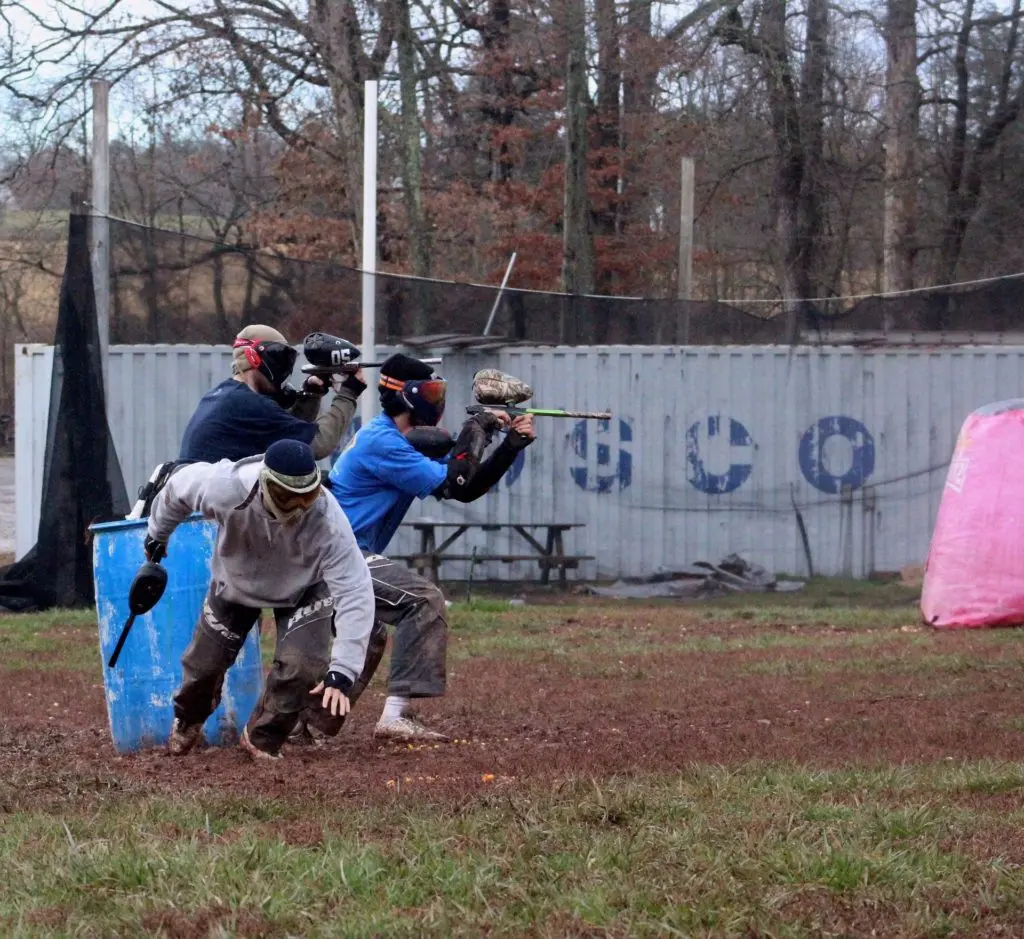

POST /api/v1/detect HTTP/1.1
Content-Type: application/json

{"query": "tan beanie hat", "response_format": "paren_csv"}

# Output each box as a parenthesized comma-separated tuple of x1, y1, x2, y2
(232, 324, 289, 374)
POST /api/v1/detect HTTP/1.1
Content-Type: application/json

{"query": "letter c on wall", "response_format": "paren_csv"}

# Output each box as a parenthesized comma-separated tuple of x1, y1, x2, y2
(685, 416, 754, 494)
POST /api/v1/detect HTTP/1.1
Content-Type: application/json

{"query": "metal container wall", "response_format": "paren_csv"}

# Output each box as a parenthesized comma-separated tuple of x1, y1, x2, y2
(19, 342, 1024, 579)
(91, 514, 264, 754)
(387, 345, 1024, 581)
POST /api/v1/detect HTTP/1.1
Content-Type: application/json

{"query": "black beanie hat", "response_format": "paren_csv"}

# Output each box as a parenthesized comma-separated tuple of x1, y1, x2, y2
(379, 353, 435, 417)
(380, 353, 435, 382)
(263, 440, 320, 492)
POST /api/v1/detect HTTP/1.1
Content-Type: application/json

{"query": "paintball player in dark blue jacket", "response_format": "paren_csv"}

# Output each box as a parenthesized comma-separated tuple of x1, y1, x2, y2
(128, 324, 365, 520)
(178, 324, 365, 464)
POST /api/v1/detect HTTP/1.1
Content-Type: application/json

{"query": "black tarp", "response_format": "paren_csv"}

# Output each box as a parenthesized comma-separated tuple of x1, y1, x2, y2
(0, 212, 129, 611)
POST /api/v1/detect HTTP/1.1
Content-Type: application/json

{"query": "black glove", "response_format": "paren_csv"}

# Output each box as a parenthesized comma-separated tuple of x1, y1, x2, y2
(301, 376, 330, 398)
(339, 373, 367, 396)
(324, 669, 354, 695)
(506, 428, 536, 451)
(407, 426, 456, 459)
(143, 535, 166, 564)
(473, 410, 504, 434)
(271, 383, 300, 409)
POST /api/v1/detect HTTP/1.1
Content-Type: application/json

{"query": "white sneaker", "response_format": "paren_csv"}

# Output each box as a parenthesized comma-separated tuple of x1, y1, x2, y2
(373, 716, 450, 742)
(168, 718, 202, 756)
(240, 727, 283, 761)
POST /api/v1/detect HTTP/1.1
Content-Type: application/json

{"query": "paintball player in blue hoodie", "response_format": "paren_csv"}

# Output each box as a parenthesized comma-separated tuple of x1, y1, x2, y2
(302, 353, 536, 743)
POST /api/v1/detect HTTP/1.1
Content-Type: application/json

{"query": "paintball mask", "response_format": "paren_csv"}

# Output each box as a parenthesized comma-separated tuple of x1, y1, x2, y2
(233, 337, 298, 391)
(260, 440, 322, 524)
(379, 373, 447, 426)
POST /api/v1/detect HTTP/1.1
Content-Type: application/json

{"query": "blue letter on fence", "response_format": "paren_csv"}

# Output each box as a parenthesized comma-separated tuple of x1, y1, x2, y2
(798, 416, 875, 494)
(505, 450, 525, 487)
(686, 416, 754, 494)
(571, 419, 633, 493)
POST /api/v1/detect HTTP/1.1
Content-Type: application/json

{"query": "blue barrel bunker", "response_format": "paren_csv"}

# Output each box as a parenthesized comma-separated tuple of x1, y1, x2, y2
(91, 515, 264, 754)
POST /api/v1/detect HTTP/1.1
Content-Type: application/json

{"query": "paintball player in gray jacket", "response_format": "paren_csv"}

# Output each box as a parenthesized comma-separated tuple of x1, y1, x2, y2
(145, 439, 375, 761)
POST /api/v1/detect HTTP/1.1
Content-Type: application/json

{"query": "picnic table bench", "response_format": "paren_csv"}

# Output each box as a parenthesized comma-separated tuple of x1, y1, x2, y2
(392, 522, 593, 586)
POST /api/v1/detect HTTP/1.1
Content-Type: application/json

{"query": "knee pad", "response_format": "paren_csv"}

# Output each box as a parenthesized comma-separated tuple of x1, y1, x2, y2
(275, 653, 325, 689)
(423, 583, 448, 621)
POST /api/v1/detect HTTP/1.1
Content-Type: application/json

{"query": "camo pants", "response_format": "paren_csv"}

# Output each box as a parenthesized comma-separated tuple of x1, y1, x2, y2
(299, 553, 448, 736)
(173, 581, 335, 754)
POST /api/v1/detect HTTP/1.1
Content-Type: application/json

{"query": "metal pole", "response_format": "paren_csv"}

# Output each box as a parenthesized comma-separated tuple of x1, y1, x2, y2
(483, 252, 517, 336)
(677, 156, 695, 343)
(360, 80, 379, 429)
(90, 79, 110, 395)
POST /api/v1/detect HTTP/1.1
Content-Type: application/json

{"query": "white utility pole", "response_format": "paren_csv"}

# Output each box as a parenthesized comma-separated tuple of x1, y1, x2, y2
(360, 80, 379, 429)
(483, 252, 517, 336)
(678, 156, 695, 344)
(91, 79, 111, 393)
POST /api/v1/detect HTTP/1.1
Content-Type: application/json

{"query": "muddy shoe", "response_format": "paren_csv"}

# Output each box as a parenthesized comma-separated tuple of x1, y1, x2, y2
(286, 720, 329, 748)
(373, 716, 450, 742)
(168, 718, 202, 756)
(240, 727, 283, 762)
(287, 721, 315, 747)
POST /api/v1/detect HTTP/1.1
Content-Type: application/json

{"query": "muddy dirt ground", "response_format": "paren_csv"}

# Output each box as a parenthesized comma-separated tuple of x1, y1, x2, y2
(4, 611, 1024, 810)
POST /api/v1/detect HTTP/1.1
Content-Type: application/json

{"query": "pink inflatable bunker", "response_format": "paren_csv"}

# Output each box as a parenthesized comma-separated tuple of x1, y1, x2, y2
(921, 399, 1024, 629)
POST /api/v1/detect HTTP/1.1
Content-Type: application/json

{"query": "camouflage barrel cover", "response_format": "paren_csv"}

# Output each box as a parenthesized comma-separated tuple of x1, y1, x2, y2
(472, 369, 534, 405)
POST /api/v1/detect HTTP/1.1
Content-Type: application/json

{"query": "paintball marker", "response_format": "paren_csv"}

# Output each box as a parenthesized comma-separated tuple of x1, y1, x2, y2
(300, 333, 441, 377)
(107, 560, 168, 668)
(468, 369, 611, 421)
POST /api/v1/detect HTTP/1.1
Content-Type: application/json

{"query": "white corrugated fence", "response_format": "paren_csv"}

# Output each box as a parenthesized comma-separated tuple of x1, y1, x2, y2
(17, 343, 1016, 580)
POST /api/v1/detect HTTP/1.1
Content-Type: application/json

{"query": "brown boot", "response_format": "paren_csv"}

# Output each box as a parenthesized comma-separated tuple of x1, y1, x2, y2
(168, 718, 202, 756)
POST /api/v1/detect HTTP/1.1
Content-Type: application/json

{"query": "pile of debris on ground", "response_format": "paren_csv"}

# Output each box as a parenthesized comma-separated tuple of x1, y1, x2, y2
(576, 554, 805, 600)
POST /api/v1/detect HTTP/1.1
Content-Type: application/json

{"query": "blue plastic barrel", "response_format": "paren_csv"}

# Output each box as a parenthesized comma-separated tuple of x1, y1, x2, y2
(90, 515, 265, 754)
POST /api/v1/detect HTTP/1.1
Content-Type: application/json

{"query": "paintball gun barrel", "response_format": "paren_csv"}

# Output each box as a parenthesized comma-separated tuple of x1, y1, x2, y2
(300, 332, 440, 376)
(469, 369, 611, 421)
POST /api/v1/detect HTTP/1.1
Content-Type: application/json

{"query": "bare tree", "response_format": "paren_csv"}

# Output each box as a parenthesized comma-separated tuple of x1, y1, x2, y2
(397, 0, 430, 283)
(934, 0, 1023, 287)
(718, 0, 829, 340)
(2, 0, 398, 257)
(883, 0, 919, 294)
(561, 0, 594, 298)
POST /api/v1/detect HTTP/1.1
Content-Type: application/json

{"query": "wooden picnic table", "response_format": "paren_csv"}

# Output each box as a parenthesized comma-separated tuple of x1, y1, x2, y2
(393, 521, 592, 586)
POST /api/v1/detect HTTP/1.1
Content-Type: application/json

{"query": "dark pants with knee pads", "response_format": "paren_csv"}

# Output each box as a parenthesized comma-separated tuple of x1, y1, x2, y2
(300, 553, 447, 736)
(362, 553, 448, 698)
(173, 581, 334, 754)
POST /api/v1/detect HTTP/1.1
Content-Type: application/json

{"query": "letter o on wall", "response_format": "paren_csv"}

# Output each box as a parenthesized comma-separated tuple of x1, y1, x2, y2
(799, 416, 875, 494)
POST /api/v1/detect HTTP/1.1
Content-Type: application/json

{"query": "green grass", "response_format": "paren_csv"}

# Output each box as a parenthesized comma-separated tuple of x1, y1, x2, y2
(6, 581, 1024, 935)
(0, 608, 101, 671)
(689, 577, 921, 629)
(0, 209, 69, 237)
(0, 209, 219, 238)
(3, 764, 1024, 936)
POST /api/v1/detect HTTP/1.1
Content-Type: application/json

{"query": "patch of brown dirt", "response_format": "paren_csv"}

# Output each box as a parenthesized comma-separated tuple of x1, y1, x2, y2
(0, 669, 107, 730)
(140, 906, 282, 938)
(22, 907, 70, 929)
(769, 888, 1024, 939)
(4, 619, 1024, 809)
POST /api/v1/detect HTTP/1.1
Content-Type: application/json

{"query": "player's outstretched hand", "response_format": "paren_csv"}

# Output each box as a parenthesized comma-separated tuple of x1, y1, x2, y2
(310, 680, 351, 717)
(510, 414, 536, 440)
